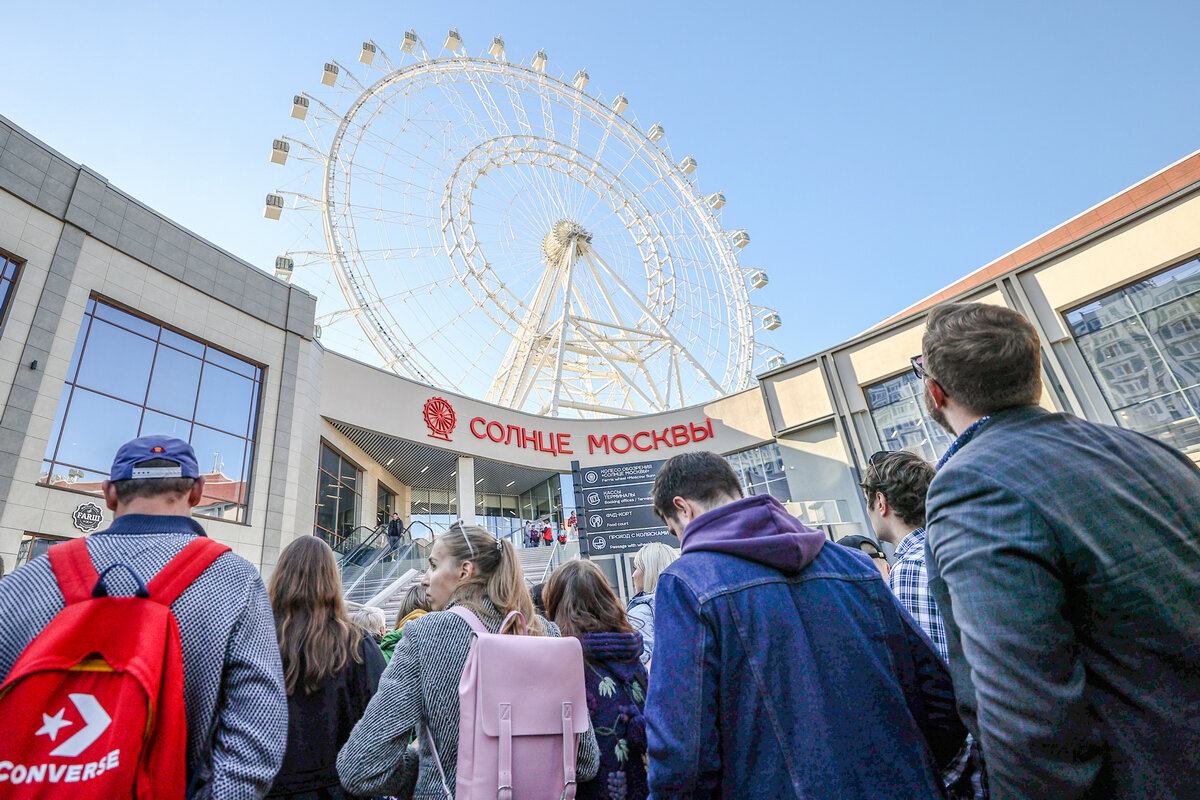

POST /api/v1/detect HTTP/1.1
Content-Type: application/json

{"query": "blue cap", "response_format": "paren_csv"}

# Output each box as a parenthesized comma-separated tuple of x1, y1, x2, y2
(110, 435, 201, 481)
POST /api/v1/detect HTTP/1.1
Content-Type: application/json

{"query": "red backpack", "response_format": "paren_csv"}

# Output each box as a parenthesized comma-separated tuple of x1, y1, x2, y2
(0, 536, 229, 798)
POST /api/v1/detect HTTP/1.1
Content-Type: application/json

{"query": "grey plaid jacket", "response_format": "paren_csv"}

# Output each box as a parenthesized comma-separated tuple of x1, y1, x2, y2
(0, 514, 288, 799)
(926, 406, 1200, 800)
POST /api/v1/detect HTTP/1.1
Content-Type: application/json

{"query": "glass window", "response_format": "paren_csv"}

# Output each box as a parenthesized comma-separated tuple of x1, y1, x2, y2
(1067, 256, 1200, 453)
(315, 441, 361, 545)
(40, 298, 264, 523)
(726, 444, 792, 503)
(377, 482, 396, 526)
(0, 254, 22, 332)
(864, 371, 955, 461)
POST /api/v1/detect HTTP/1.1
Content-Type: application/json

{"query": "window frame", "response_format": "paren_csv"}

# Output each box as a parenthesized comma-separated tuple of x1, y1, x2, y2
(862, 366, 954, 462)
(0, 249, 25, 340)
(39, 295, 266, 525)
(315, 439, 363, 544)
(1064, 255, 1200, 453)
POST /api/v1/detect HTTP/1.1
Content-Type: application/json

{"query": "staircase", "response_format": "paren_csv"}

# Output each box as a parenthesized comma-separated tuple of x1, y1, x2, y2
(378, 570, 424, 627)
(516, 544, 557, 584)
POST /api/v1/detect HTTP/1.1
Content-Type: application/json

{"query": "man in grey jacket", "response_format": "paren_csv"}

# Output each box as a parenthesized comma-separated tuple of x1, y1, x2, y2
(919, 303, 1200, 800)
(0, 436, 288, 799)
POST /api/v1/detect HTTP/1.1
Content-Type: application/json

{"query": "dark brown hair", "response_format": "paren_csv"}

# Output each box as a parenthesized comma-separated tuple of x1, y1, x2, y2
(439, 522, 544, 635)
(269, 536, 362, 695)
(110, 458, 195, 503)
(861, 450, 936, 528)
(652, 451, 743, 522)
(543, 559, 633, 638)
(922, 303, 1042, 414)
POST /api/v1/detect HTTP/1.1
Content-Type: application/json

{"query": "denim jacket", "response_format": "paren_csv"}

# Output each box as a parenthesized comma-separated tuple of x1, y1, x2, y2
(645, 496, 965, 799)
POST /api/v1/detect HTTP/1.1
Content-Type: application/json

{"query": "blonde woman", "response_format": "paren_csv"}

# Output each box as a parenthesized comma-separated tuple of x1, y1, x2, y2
(337, 522, 599, 798)
(626, 542, 680, 667)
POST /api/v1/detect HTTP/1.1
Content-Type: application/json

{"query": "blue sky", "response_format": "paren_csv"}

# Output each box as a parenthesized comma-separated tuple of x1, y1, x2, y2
(4, 0, 1199, 365)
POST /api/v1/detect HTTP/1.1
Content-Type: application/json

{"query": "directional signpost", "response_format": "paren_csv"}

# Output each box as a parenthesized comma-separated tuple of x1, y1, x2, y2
(572, 459, 677, 556)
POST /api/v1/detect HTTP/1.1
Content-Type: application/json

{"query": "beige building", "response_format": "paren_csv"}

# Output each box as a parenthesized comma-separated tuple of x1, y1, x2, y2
(1, 114, 1197, 579)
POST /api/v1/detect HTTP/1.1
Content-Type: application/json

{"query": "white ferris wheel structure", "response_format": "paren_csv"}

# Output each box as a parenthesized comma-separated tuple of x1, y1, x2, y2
(265, 28, 783, 418)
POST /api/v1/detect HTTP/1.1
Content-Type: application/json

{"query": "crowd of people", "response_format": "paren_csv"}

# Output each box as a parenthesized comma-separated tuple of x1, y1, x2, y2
(0, 300, 1197, 800)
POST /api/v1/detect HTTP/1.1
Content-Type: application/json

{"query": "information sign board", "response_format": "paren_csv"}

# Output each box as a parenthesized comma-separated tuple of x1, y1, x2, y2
(572, 459, 677, 555)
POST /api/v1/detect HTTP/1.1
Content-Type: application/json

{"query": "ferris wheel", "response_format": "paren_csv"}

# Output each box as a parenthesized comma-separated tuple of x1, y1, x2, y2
(265, 29, 782, 418)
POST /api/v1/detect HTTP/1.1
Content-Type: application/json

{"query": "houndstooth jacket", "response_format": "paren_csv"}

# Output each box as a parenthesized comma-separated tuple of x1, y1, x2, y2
(337, 598, 600, 799)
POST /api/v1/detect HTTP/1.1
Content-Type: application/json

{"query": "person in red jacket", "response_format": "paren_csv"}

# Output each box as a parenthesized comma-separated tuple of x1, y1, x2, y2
(543, 523, 554, 546)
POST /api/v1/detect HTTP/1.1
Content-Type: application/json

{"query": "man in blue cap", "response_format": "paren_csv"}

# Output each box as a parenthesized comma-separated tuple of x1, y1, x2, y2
(0, 435, 288, 798)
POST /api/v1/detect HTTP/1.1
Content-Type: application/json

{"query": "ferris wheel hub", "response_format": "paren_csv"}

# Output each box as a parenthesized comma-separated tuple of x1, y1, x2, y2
(541, 218, 592, 266)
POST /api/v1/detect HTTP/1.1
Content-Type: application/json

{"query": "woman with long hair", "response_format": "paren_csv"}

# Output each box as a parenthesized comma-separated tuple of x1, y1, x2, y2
(337, 522, 599, 798)
(545, 559, 649, 800)
(626, 542, 679, 667)
(267, 536, 386, 800)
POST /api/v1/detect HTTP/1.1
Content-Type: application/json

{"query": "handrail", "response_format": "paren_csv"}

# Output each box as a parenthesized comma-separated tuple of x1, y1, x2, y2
(539, 539, 560, 583)
(335, 523, 386, 565)
(366, 568, 419, 608)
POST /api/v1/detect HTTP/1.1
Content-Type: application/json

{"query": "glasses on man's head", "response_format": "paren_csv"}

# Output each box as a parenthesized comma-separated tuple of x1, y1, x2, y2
(868, 450, 890, 467)
(910, 355, 929, 381)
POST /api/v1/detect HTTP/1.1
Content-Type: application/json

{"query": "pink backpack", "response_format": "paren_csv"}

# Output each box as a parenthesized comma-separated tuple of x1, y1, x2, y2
(424, 606, 588, 800)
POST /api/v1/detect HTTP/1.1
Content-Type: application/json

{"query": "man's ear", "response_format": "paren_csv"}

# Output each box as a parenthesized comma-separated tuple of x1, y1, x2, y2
(875, 491, 890, 516)
(102, 480, 119, 512)
(187, 476, 206, 508)
(926, 379, 948, 409)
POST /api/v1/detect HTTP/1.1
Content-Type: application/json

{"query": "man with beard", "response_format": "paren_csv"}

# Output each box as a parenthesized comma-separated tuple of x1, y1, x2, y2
(919, 302, 1200, 800)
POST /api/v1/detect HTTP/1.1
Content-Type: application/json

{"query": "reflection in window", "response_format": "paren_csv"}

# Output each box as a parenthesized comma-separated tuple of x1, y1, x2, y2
(377, 482, 396, 526)
(865, 370, 955, 462)
(40, 298, 263, 522)
(315, 442, 361, 545)
(1067, 256, 1200, 453)
(726, 443, 792, 503)
(0, 254, 21, 331)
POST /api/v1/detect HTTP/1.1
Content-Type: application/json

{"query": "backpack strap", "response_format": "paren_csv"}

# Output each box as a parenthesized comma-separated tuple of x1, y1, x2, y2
(562, 701, 578, 800)
(448, 604, 490, 635)
(48, 538, 100, 605)
(147, 537, 231, 605)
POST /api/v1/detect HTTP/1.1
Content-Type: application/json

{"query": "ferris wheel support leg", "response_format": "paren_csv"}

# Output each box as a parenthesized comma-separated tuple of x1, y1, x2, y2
(549, 238, 580, 418)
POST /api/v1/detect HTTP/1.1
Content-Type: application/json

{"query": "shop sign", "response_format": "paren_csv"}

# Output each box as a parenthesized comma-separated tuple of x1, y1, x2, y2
(468, 414, 715, 459)
(573, 459, 676, 555)
(72, 502, 104, 533)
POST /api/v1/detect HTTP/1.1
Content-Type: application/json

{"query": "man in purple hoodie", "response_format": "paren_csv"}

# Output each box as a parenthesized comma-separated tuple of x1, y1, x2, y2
(643, 451, 965, 800)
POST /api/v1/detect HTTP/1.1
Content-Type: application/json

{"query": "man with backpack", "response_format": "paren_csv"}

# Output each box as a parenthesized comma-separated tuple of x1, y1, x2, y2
(0, 435, 288, 798)
(644, 451, 966, 799)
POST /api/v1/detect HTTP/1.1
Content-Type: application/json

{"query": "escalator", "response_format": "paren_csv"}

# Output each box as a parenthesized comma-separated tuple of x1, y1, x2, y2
(338, 522, 438, 607)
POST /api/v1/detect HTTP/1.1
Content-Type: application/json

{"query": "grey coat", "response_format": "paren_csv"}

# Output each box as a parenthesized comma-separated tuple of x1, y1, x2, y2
(926, 406, 1200, 800)
(337, 598, 600, 799)
(626, 592, 655, 666)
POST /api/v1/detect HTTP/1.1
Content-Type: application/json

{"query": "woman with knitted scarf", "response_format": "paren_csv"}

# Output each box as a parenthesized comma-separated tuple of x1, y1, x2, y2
(545, 559, 649, 800)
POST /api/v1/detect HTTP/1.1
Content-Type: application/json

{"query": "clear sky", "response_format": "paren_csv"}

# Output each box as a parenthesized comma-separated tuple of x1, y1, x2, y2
(4, 0, 1199, 367)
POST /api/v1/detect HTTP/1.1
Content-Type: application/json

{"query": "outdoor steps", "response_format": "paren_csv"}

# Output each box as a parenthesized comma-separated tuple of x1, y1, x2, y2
(379, 570, 424, 628)
(362, 544, 561, 628)
(516, 544, 557, 584)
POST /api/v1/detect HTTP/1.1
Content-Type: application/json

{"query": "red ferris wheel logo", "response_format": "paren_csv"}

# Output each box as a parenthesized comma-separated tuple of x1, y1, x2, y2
(423, 396, 456, 441)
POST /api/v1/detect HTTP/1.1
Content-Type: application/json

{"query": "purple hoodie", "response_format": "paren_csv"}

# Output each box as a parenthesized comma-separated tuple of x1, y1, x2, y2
(680, 494, 825, 574)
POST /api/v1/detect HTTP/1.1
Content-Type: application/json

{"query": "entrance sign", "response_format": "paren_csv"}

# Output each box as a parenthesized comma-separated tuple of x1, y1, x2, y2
(572, 459, 676, 556)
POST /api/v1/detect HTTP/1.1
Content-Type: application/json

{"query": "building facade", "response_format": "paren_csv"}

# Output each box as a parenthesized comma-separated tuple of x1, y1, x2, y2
(1, 113, 1197, 575)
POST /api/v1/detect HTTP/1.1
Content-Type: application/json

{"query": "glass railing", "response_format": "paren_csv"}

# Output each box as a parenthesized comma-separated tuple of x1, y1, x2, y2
(340, 522, 445, 606)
